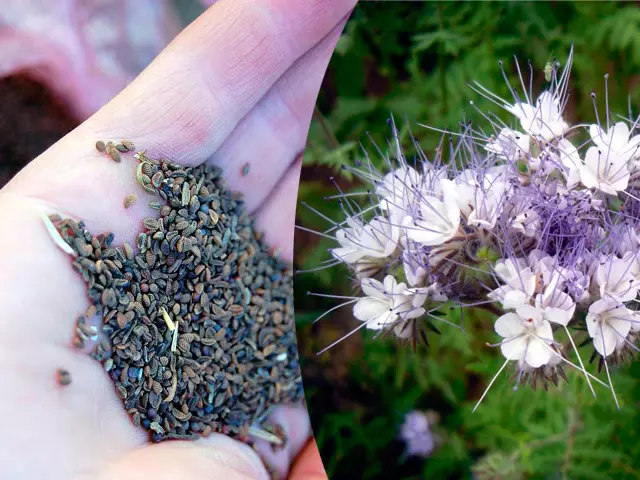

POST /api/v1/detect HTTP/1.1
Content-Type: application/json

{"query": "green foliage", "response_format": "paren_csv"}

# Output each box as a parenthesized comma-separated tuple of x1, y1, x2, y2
(296, 2, 640, 478)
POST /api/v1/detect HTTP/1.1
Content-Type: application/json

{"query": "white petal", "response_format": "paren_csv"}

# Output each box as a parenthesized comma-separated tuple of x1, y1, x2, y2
(353, 297, 389, 322)
(544, 307, 574, 326)
(579, 164, 598, 190)
(383, 275, 399, 294)
(393, 321, 414, 339)
(593, 326, 618, 357)
(366, 310, 397, 330)
(609, 314, 632, 341)
(494, 313, 524, 338)
(524, 337, 552, 368)
(623, 134, 640, 162)
(583, 146, 603, 178)
(331, 247, 365, 264)
(608, 169, 630, 192)
(610, 122, 630, 151)
(500, 337, 526, 361)
(360, 278, 386, 299)
(515, 304, 543, 323)
(405, 307, 425, 320)
(503, 290, 530, 309)
(534, 318, 554, 341)
(590, 124, 606, 146)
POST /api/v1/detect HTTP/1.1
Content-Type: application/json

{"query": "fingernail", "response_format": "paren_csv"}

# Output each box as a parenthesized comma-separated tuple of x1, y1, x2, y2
(201, 433, 269, 479)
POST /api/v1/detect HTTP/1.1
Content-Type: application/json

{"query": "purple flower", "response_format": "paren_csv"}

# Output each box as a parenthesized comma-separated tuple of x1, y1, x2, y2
(399, 411, 437, 459)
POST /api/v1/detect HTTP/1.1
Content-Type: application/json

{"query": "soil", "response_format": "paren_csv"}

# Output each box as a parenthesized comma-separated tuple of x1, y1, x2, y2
(0, 74, 79, 188)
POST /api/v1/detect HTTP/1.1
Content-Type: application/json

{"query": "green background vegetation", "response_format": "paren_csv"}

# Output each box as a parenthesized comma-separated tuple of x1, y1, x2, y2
(294, 2, 640, 479)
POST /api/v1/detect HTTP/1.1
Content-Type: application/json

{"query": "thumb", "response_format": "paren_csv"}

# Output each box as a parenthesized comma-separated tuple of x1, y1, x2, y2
(95, 434, 269, 480)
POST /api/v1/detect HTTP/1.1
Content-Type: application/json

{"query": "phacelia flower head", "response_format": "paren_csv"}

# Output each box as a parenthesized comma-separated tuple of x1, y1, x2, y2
(304, 45, 640, 409)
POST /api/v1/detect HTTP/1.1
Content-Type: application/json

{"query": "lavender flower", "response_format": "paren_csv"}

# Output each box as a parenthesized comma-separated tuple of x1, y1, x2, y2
(303, 46, 640, 408)
(398, 410, 438, 459)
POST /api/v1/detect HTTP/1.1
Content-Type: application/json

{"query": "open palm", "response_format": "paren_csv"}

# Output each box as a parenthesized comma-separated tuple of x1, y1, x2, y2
(0, 1, 353, 478)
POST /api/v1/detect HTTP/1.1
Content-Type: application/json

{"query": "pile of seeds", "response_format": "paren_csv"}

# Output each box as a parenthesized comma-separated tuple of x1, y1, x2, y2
(52, 145, 303, 442)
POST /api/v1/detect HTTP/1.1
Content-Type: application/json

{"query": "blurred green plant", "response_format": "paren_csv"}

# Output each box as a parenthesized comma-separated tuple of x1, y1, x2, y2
(295, 2, 640, 479)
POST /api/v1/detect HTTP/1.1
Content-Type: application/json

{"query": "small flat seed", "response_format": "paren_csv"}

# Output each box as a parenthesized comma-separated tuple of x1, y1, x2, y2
(109, 149, 121, 163)
(143, 218, 159, 232)
(263, 344, 276, 356)
(56, 368, 72, 386)
(124, 194, 138, 209)
(150, 422, 165, 434)
(116, 385, 128, 399)
(117, 312, 130, 329)
(241, 163, 250, 176)
(95, 140, 107, 152)
(151, 171, 164, 188)
(115, 144, 129, 153)
(137, 233, 148, 251)
(123, 242, 134, 261)
(121, 139, 135, 151)
(141, 162, 156, 176)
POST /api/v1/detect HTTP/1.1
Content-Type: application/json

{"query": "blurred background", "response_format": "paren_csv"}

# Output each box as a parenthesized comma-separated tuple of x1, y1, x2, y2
(294, 2, 640, 479)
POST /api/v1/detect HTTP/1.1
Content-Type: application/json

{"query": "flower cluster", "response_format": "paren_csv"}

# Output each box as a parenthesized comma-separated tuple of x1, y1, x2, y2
(306, 47, 640, 406)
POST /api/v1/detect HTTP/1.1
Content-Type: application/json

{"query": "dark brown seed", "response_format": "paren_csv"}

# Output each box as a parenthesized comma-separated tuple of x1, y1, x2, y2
(121, 139, 135, 151)
(85, 304, 97, 318)
(151, 171, 164, 188)
(137, 233, 147, 251)
(131, 302, 145, 316)
(109, 149, 122, 163)
(117, 385, 128, 399)
(56, 368, 72, 386)
(141, 162, 156, 177)
(101, 289, 117, 307)
(143, 218, 159, 231)
(62, 148, 300, 443)
(150, 422, 165, 434)
(172, 408, 192, 422)
(175, 220, 189, 231)
(95, 141, 106, 152)
(117, 312, 130, 329)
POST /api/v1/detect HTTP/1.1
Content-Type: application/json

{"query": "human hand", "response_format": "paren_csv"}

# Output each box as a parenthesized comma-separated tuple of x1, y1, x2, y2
(0, 0, 352, 478)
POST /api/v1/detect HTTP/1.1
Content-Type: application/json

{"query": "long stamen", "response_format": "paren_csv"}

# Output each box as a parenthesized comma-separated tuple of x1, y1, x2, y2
(473, 356, 512, 413)
(563, 325, 596, 397)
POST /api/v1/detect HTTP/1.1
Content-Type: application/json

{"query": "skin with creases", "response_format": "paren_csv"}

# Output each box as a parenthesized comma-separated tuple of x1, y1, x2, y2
(0, 0, 355, 478)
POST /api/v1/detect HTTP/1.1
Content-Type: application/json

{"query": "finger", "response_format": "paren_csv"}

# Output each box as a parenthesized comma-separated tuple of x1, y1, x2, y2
(288, 439, 328, 480)
(4, 0, 353, 241)
(81, 0, 355, 164)
(96, 434, 269, 480)
(250, 403, 312, 480)
(253, 157, 302, 262)
(9, 0, 355, 172)
(207, 17, 346, 213)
